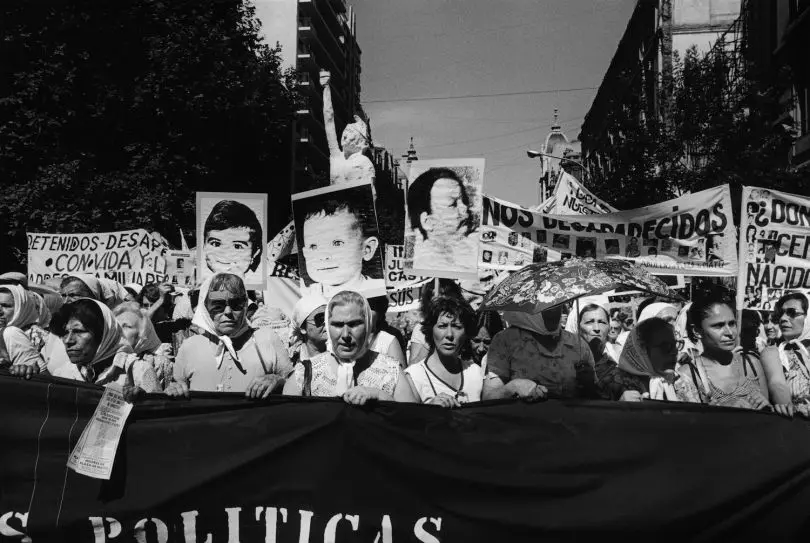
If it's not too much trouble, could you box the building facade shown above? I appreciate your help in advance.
[256,0,363,192]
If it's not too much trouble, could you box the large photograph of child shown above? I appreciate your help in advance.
[197,192,267,290]
[292,180,386,298]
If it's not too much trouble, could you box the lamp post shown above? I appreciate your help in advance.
[527,149,587,204]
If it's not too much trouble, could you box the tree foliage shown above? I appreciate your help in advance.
[589,42,808,212]
[0,0,299,270]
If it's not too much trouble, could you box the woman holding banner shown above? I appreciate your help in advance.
[0,285,46,378]
[405,296,496,407]
[113,302,173,390]
[675,291,770,411]
[51,299,160,396]
[283,290,417,404]
[166,273,293,399]
[760,293,810,418]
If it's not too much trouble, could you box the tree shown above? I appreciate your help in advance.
[0,0,299,270]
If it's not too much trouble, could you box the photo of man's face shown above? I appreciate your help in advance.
[204,227,256,275]
[421,177,470,240]
[302,208,377,286]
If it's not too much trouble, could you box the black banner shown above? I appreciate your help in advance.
[3,373,810,542]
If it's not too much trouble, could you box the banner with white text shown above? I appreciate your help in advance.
[534,171,618,215]
[737,186,810,310]
[479,185,737,276]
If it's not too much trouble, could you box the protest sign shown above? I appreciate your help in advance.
[404,158,485,280]
[197,192,268,291]
[479,185,738,276]
[165,250,196,287]
[292,180,385,298]
[737,186,810,310]
[535,171,618,215]
[5,375,810,542]
[27,229,170,285]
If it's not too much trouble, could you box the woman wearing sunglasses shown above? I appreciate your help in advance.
[166,273,293,399]
[289,294,328,365]
[760,293,810,418]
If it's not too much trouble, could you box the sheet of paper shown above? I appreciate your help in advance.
[67,384,133,480]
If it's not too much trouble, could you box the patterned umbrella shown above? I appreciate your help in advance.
[480,258,681,314]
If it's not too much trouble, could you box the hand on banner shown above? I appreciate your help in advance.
[343,386,383,406]
[8,363,38,380]
[165,381,190,398]
[620,390,643,402]
[773,403,795,419]
[508,378,547,402]
[428,393,461,409]
[246,374,283,399]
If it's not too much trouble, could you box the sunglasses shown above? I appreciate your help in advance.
[778,308,806,320]
[307,313,326,327]
[207,297,247,315]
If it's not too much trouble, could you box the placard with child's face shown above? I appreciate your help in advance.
[291,180,386,299]
[404,158,485,280]
[196,192,268,290]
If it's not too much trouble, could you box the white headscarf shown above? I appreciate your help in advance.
[326,291,373,395]
[114,305,162,355]
[192,273,252,369]
[31,292,52,328]
[292,294,328,334]
[618,323,679,401]
[638,302,678,324]
[0,285,40,329]
[564,295,612,335]
[69,274,128,308]
[777,293,810,376]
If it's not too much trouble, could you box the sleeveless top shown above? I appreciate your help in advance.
[405,358,485,404]
[293,351,401,397]
[677,353,768,410]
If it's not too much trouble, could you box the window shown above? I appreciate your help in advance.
[299,17,311,28]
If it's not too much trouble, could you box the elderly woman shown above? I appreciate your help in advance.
[676,292,770,411]
[564,297,621,399]
[283,291,417,404]
[760,293,810,418]
[486,305,599,401]
[59,274,128,308]
[289,294,328,365]
[0,285,47,378]
[51,299,160,393]
[405,296,497,407]
[637,300,679,325]
[166,273,293,399]
[470,310,504,367]
[599,317,681,401]
[113,302,173,390]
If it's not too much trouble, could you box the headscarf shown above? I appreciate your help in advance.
[30,284,63,321]
[0,285,40,329]
[31,292,52,328]
[618,325,679,401]
[503,309,563,337]
[292,294,328,334]
[0,271,28,287]
[69,274,128,308]
[326,291,373,395]
[192,273,252,369]
[777,293,810,377]
[114,305,161,355]
[638,302,678,324]
[564,295,612,335]
[125,283,143,296]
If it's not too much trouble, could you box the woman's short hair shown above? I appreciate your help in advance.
[476,310,504,337]
[421,296,477,351]
[328,291,367,316]
[578,303,608,324]
[207,273,247,303]
[775,292,808,315]
[204,200,263,272]
[51,299,104,341]
[139,283,162,305]
[419,279,463,315]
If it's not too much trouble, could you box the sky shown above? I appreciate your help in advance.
[350,0,638,207]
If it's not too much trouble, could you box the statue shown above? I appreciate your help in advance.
[320,70,375,186]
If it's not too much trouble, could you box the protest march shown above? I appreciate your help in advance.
[2,0,810,541]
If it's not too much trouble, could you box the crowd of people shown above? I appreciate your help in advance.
[0,270,808,417]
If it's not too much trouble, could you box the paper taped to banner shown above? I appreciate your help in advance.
[27,230,170,285]
[737,186,810,310]
[535,171,617,215]
[166,250,197,287]
[479,185,738,276]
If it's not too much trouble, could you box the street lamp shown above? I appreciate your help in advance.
[527,149,587,205]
